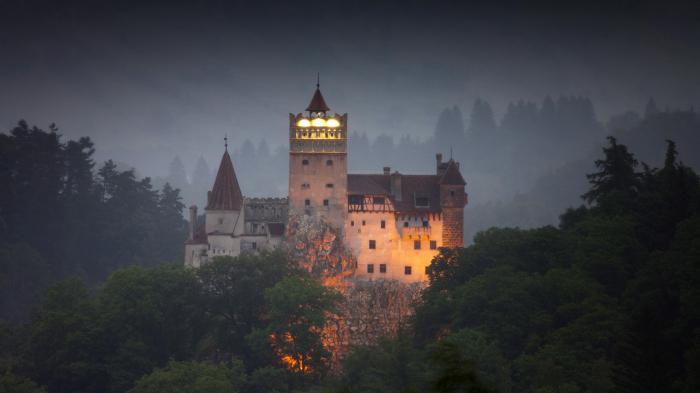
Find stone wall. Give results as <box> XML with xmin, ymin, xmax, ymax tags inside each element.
<box><xmin>322</xmin><ymin>278</ymin><xmax>424</xmax><ymax>371</ymax></box>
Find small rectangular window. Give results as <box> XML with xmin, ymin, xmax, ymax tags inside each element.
<box><xmin>403</xmin><ymin>221</ymin><xmax>409</xmax><ymax>228</ymax></box>
<box><xmin>373</xmin><ymin>197</ymin><xmax>385</xmax><ymax>205</ymax></box>
<box><xmin>367</xmin><ymin>264</ymin><xmax>374</xmax><ymax>273</ymax></box>
<box><xmin>362</xmin><ymin>220</ymin><xmax>366</xmax><ymax>226</ymax></box>
<box><xmin>369</xmin><ymin>240</ymin><xmax>376</xmax><ymax>249</ymax></box>
<box><xmin>415</xmin><ymin>196</ymin><xmax>430</xmax><ymax>207</ymax></box>
<box><xmin>323</xmin><ymin>199</ymin><xmax>329</xmax><ymax>206</ymax></box>
<box><xmin>430</xmin><ymin>240</ymin><xmax>437</xmax><ymax>250</ymax></box>
<box><xmin>351</xmin><ymin>220</ymin><xmax>354</xmax><ymax>226</ymax></box>
<box><xmin>422</xmin><ymin>220</ymin><xmax>429</xmax><ymax>227</ymax></box>
<box><xmin>302</xmin><ymin>159</ymin><xmax>309</xmax><ymax>166</ymax></box>
<box><xmin>381</xmin><ymin>220</ymin><xmax>386</xmax><ymax>229</ymax></box>
<box><xmin>305</xmin><ymin>199</ymin><xmax>310</xmax><ymax>207</ymax></box>
<box><xmin>425</xmin><ymin>266</ymin><xmax>430</xmax><ymax>274</ymax></box>
<box><xmin>326</xmin><ymin>183</ymin><xmax>334</xmax><ymax>188</ymax></box>
<box><xmin>414</xmin><ymin>240</ymin><xmax>421</xmax><ymax>250</ymax></box>
<box><xmin>404</xmin><ymin>266</ymin><xmax>412</xmax><ymax>275</ymax></box>
<box><xmin>450</xmin><ymin>190</ymin><xmax>455</xmax><ymax>197</ymax></box>
<box><xmin>379</xmin><ymin>264</ymin><xmax>386</xmax><ymax>273</ymax></box>
<box><xmin>252</xmin><ymin>242</ymin><xmax>257</xmax><ymax>250</ymax></box>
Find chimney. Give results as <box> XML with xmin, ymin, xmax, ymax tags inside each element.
<box><xmin>390</xmin><ymin>171</ymin><xmax>402</xmax><ymax>201</ymax></box>
<box><xmin>436</xmin><ymin>153</ymin><xmax>443</xmax><ymax>174</ymax></box>
<box><xmin>188</xmin><ymin>205</ymin><xmax>197</xmax><ymax>241</ymax></box>
<box><xmin>383</xmin><ymin>166</ymin><xmax>391</xmax><ymax>175</ymax></box>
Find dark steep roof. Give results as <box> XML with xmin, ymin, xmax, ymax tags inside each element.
<box><xmin>206</xmin><ymin>150</ymin><xmax>243</xmax><ymax>210</ymax></box>
<box><xmin>440</xmin><ymin>160</ymin><xmax>466</xmax><ymax>185</ymax></box>
<box><xmin>347</xmin><ymin>173</ymin><xmax>443</xmax><ymax>213</ymax></box>
<box><xmin>306</xmin><ymin>87</ymin><xmax>330</xmax><ymax>112</ymax></box>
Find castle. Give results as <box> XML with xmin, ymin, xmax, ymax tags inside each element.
<box><xmin>185</xmin><ymin>84</ymin><xmax>468</xmax><ymax>283</ymax></box>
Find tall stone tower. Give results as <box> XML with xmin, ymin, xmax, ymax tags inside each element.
<box><xmin>288</xmin><ymin>82</ymin><xmax>348</xmax><ymax>229</ymax></box>
<box><xmin>437</xmin><ymin>154</ymin><xmax>468</xmax><ymax>247</ymax></box>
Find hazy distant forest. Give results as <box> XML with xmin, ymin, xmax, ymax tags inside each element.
<box><xmin>1</xmin><ymin>96</ymin><xmax>700</xmax><ymax>392</ymax></box>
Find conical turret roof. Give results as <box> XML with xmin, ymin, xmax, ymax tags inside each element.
<box><xmin>206</xmin><ymin>150</ymin><xmax>243</xmax><ymax>210</ymax></box>
<box><xmin>440</xmin><ymin>160</ymin><xmax>466</xmax><ymax>185</ymax></box>
<box><xmin>306</xmin><ymin>87</ymin><xmax>330</xmax><ymax>112</ymax></box>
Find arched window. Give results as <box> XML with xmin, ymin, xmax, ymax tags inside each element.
<box><xmin>326</xmin><ymin>159</ymin><xmax>333</xmax><ymax>166</ymax></box>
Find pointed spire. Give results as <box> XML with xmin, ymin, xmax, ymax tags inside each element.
<box><xmin>206</xmin><ymin>149</ymin><xmax>243</xmax><ymax>210</ymax></box>
<box><xmin>306</xmin><ymin>74</ymin><xmax>330</xmax><ymax>113</ymax></box>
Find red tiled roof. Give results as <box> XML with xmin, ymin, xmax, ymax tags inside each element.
<box><xmin>206</xmin><ymin>151</ymin><xmax>243</xmax><ymax>210</ymax></box>
<box><xmin>347</xmin><ymin>173</ymin><xmax>443</xmax><ymax>213</ymax></box>
<box><xmin>267</xmin><ymin>222</ymin><xmax>286</xmax><ymax>236</ymax></box>
<box><xmin>306</xmin><ymin>87</ymin><xmax>330</xmax><ymax>112</ymax></box>
<box><xmin>440</xmin><ymin>160</ymin><xmax>466</xmax><ymax>185</ymax></box>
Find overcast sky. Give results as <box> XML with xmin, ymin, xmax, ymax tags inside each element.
<box><xmin>1</xmin><ymin>0</ymin><xmax>699</xmax><ymax>175</ymax></box>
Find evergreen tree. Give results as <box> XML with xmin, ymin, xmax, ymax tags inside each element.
<box><xmin>582</xmin><ymin>136</ymin><xmax>640</xmax><ymax>206</ymax></box>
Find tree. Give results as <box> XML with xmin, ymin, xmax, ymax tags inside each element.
<box><xmin>582</xmin><ymin>136</ymin><xmax>640</xmax><ymax>207</ymax></box>
<box><xmin>97</xmin><ymin>265</ymin><xmax>206</xmax><ymax>393</ymax></box>
<box><xmin>196</xmin><ymin>253</ymin><xmax>294</xmax><ymax>362</ymax></box>
<box><xmin>428</xmin><ymin>340</ymin><xmax>495</xmax><ymax>393</ymax></box>
<box><xmin>127</xmin><ymin>360</ymin><xmax>246</xmax><ymax>393</ymax></box>
<box><xmin>262</xmin><ymin>276</ymin><xmax>341</xmax><ymax>377</ymax></box>
<box><xmin>0</xmin><ymin>371</ymin><xmax>46</xmax><ymax>393</ymax></box>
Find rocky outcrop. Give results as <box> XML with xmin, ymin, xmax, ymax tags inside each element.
<box><xmin>284</xmin><ymin>214</ymin><xmax>424</xmax><ymax>371</ymax></box>
<box><xmin>322</xmin><ymin>279</ymin><xmax>424</xmax><ymax>371</ymax></box>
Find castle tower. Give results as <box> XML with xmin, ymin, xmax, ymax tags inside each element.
<box><xmin>205</xmin><ymin>147</ymin><xmax>246</xmax><ymax>253</ymax></box>
<box><xmin>438</xmin><ymin>156</ymin><xmax>468</xmax><ymax>247</ymax></box>
<box><xmin>288</xmin><ymin>82</ymin><xmax>348</xmax><ymax>228</ymax></box>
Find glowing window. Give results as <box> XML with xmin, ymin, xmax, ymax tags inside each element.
<box><xmin>296</xmin><ymin>119</ymin><xmax>311</xmax><ymax>127</ymax></box>
<box><xmin>311</xmin><ymin>118</ymin><xmax>326</xmax><ymax>127</ymax></box>
<box><xmin>326</xmin><ymin>118</ymin><xmax>340</xmax><ymax>127</ymax></box>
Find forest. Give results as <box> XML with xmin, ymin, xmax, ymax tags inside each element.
<box><xmin>1</xmin><ymin>108</ymin><xmax>699</xmax><ymax>392</ymax></box>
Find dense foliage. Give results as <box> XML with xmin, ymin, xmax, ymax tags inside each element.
<box><xmin>0</xmin><ymin>121</ymin><xmax>188</xmax><ymax>321</ymax></box>
<box><xmin>405</xmin><ymin>137</ymin><xmax>699</xmax><ymax>393</ymax></box>
<box><xmin>0</xmin><ymin>252</ymin><xmax>341</xmax><ymax>393</ymax></box>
